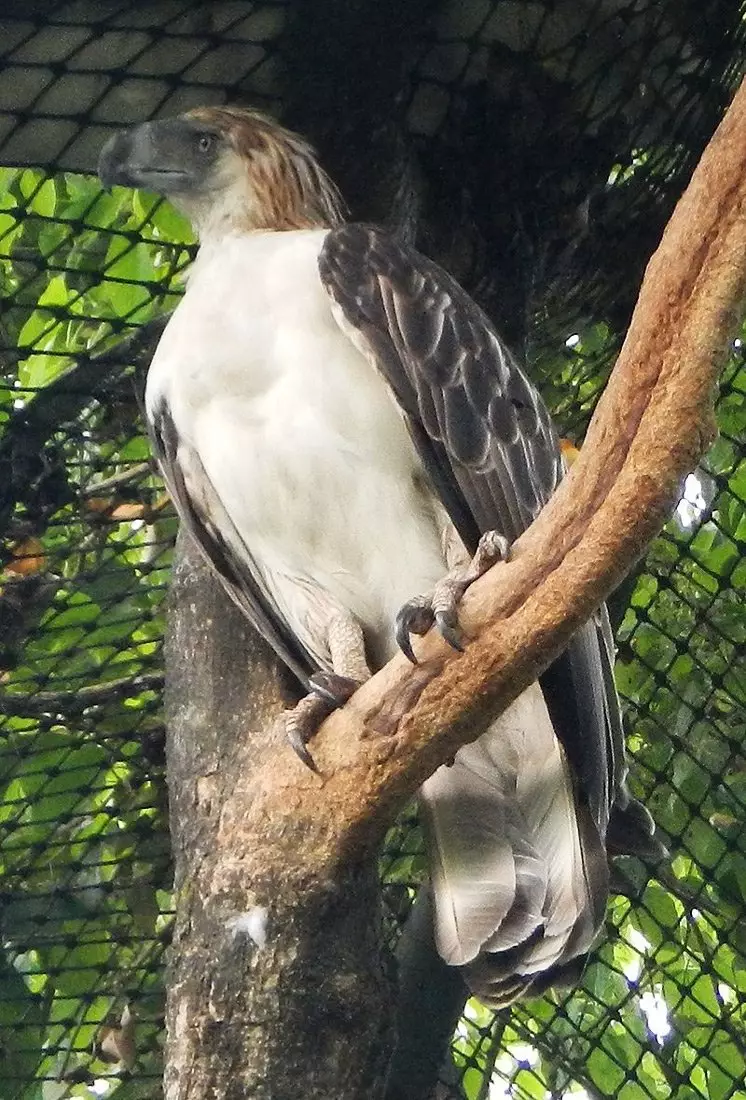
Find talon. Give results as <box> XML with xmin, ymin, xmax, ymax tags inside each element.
<box><xmin>309</xmin><ymin>671</ymin><xmax>360</xmax><ymax>705</ymax></box>
<box><xmin>395</xmin><ymin>598</ymin><xmax>435</xmax><ymax>664</ymax></box>
<box><xmin>396</xmin><ymin>614</ymin><xmax>418</xmax><ymax>664</ymax></box>
<box><xmin>435</xmin><ymin>609</ymin><xmax>464</xmax><ymax>652</ymax></box>
<box><xmin>286</xmin><ymin>724</ymin><xmax>321</xmax><ymax>773</ymax></box>
<box><xmin>282</xmin><ymin>692</ymin><xmax>338</xmax><ymax>773</ymax></box>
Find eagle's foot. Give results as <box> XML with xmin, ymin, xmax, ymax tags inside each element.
<box><xmin>283</xmin><ymin>673</ymin><xmax>363</xmax><ymax>771</ymax></box>
<box><xmin>282</xmin><ymin>610</ymin><xmax>372</xmax><ymax>769</ymax></box>
<box><xmin>396</xmin><ymin>531</ymin><xmax>510</xmax><ymax>663</ymax></box>
<box><xmin>283</xmin><ymin>692</ymin><xmax>337</xmax><ymax>773</ymax></box>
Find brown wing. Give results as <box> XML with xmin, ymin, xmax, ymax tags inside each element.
<box><xmin>318</xmin><ymin>223</ymin><xmax>563</xmax><ymax>552</ymax></box>
<box><xmin>319</xmin><ymin>224</ymin><xmax>638</xmax><ymax>843</ymax></box>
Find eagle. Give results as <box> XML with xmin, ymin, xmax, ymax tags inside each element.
<box><xmin>98</xmin><ymin>106</ymin><xmax>656</xmax><ymax>1007</ymax></box>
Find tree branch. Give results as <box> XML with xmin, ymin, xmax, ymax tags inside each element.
<box><xmin>81</xmin><ymin>462</ymin><xmax>152</xmax><ymax>496</ymax></box>
<box><xmin>0</xmin><ymin>672</ymin><xmax>163</xmax><ymax>716</ymax></box>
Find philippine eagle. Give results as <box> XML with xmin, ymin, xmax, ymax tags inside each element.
<box><xmin>98</xmin><ymin>106</ymin><xmax>655</xmax><ymax>1006</ymax></box>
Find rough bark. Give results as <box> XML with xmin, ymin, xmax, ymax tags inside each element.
<box><xmin>165</xmin><ymin>536</ymin><xmax>395</xmax><ymax>1100</ymax></box>
<box><xmin>162</xmin><ymin>79</ymin><xmax>746</xmax><ymax>1100</ymax></box>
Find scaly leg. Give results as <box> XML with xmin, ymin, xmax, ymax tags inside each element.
<box><xmin>396</xmin><ymin>530</ymin><xmax>510</xmax><ymax>663</ymax></box>
<box><xmin>284</xmin><ymin>610</ymin><xmax>371</xmax><ymax>770</ymax></box>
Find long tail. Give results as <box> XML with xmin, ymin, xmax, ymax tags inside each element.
<box><xmin>420</xmin><ymin>681</ymin><xmax>608</xmax><ymax>1007</ymax></box>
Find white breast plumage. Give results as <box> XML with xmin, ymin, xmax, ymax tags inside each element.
<box><xmin>146</xmin><ymin>229</ymin><xmax>451</xmax><ymax>667</ymax></box>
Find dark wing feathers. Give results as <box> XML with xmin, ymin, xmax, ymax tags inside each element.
<box><xmin>149</xmin><ymin>400</ymin><xmax>314</xmax><ymax>688</ymax></box>
<box><xmin>318</xmin><ymin>224</ymin><xmax>562</xmax><ymax>552</ymax></box>
<box><xmin>318</xmin><ymin>224</ymin><xmax>634</xmax><ymax>847</ymax></box>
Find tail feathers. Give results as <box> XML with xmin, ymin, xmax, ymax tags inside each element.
<box><xmin>467</xmin><ymin>952</ymin><xmax>590</xmax><ymax>1008</ymax></box>
<box><xmin>515</xmin><ymin>720</ymin><xmax>584</xmax><ymax>943</ymax></box>
<box><xmin>606</xmin><ymin>798</ymin><xmax>667</xmax><ymax>861</ymax></box>
<box><xmin>481</xmin><ymin>849</ymin><xmax>547</xmax><ymax>954</ymax></box>
<box><xmin>421</xmin><ymin>682</ymin><xmax>608</xmax><ymax>1002</ymax></box>
<box><xmin>421</xmin><ymin>760</ymin><xmax>519</xmax><ymax>966</ymax></box>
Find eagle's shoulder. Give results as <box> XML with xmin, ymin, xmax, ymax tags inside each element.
<box><xmin>318</xmin><ymin>221</ymin><xmax>562</xmax><ymax>545</ymax></box>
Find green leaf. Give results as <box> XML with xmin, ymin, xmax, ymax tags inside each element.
<box><xmin>587</xmin><ymin>1044</ymin><xmax>627</xmax><ymax>1092</ymax></box>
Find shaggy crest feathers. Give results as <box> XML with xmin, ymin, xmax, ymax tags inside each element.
<box><xmin>186</xmin><ymin>105</ymin><xmax>347</xmax><ymax>231</ymax></box>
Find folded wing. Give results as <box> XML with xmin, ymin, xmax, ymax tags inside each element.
<box><xmin>319</xmin><ymin>224</ymin><xmax>652</xmax><ymax>1002</ymax></box>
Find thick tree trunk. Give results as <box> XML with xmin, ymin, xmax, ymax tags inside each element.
<box><xmin>163</xmin><ymin>536</ymin><xmax>395</xmax><ymax>1100</ymax></box>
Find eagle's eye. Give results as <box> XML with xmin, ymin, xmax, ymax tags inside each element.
<box><xmin>197</xmin><ymin>133</ymin><xmax>214</xmax><ymax>153</ymax></box>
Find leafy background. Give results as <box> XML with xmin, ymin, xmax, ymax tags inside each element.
<box><xmin>0</xmin><ymin>159</ymin><xmax>743</xmax><ymax>1100</ymax></box>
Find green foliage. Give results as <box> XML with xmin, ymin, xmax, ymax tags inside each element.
<box><xmin>0</xmin><ymin>168</ymin><xmax>189</xmax><ymax>1098</ymax></box>
<box><xmin>0</xmin><ymin>172</ymin><xmax>191</xmax><ymax>415</ymax></box>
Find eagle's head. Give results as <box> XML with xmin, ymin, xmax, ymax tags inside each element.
<box><xmin>98</xmin><ymin>106</ymin><xmax>346</xmax><ymax>237</ymax></box>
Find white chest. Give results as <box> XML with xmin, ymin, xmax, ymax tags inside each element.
<box><xmin>147</xmin><ymin>230</ymin><xmax>452</xmax><ymax>667</ymax></box>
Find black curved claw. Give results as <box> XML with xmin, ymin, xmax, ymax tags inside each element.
<box><xmin>435</xmin><ymin>609</ymin><xmax>464</xmax><ymax>653</ymax></box>
<box><xmin>287</xmin><ymin>728</ymin><xmax>321</xmax><ymax>774</ymax></box>
<box><xmin>395</xmin><ymin>611</ymin><xmax>418</xmax><ymax>664</ymax></box>
<box><xmin>308</xmin><ymin>671</ymin><xmax>360</xmax><ymax>705</ymax></box>
<box><xmin>396</xmin><ymin>600</ymin><xmax>436</xmax><ymax>664</ymax></box>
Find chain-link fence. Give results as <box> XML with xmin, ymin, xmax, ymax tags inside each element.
<box><xmin>1</xmin><ymin>3</ymin><xmax>744</xmax><ymax>1098</ymax></box>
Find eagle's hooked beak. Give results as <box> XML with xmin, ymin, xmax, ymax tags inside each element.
<box><xmin>98</xmin><ymin>119</ymin><xmax>217</xmax><ymax>195</ymax></box>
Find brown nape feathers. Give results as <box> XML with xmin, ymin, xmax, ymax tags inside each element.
<box><xmin>186</xmin><ymin>105</ymin><xmax>347</xmax><ymax>233</ymax></box>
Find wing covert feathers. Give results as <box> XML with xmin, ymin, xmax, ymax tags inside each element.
<box><xmin>318</xmin><ymin>224</ymin><xmax>563</xmax><ymax>551</ymax></box>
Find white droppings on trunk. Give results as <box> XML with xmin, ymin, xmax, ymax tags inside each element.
<box><xmin>226</xmin><ymin>907</ymin><xmax>269</xmax><ymax>948</ymax></box>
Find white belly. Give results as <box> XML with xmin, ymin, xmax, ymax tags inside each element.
<box><xmin>147</xmin><ymin>229</ymin><xmax>454</xmax><ymax>668</ymax></box>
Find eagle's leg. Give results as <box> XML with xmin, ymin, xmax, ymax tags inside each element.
<box><xmin>285</xmin><ymin>611</ymin><xmax>371</xmax><ymax>770</ymax></box>
<box><xmin>396</xmin><ymin>530</ymin><xmax>510</xmax><ymax>662</ymax></box>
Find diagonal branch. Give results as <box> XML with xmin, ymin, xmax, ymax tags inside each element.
<box><xmin>229</xmin><ymin>75</ymin><xmax>746</xmax><ymax>866</ymax></box>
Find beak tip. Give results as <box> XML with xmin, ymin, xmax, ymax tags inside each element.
<box><xmin>97</xmin><ymin>136</ymin><xmax>119</xmax><ymax>188</ymax></box>
<box><xmin>97</xmin><ymin>130</ymin><xmax>136</xmax><ymax>189</ymax></box>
